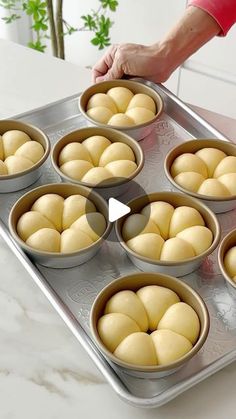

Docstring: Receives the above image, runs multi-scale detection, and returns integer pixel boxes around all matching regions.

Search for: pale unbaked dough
[114,332,157,366]
[26,228,61,252]
[197,178,231,197]
[2,130,31,157]
[195,148,226,177]
[60,228,93,253]
[158,302,200,344]
[82,136,111,166]
[107,87,134,113]
[126,233,164,260]
[151,329,192,365]
[87,106,114,124]
[224,246,236,278]
[104,290,149,332]
[99,142,135,166]
[5,156,34,174]
[169,206,205,238]
[213,156,236,178]
[160,237,195,261]
[59,142,92,166]
[171,153,208,178]
[0,130,45,176]
[141,201,174,240]
[81,167,112,184]
[174,171,205,193]
[122,213,160,241]
[17,211,56,241]
[137,285,180,331]
[177,225,213,255]
[18,192,106,254]
[218,173,236,195]
[87,93,117,114]
[105,160,137,178]
[15,141,44,164]
[60,160,94,181]
[108,113,135,127]
[98,313,140,352]
[127,93,156,113]
[126,107,155,125]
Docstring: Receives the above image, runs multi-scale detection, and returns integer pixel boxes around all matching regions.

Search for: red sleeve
[188,0,236,36]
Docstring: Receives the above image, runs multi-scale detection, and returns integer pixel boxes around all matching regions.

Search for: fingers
[92,45,118,83]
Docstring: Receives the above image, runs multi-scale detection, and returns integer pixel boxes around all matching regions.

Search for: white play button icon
[108,198,131,222]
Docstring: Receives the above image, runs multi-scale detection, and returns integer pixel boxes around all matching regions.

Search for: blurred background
[1,0,236,118]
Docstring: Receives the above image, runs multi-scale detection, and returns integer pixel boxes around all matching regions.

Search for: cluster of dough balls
[122,201,213,261]
[0,130,44,175]
[86,87,156,127]
[98,285,200,366]
[171,147,236,197]
[17,193,106,253]
[58,136,137,185]
[224,245,236,282]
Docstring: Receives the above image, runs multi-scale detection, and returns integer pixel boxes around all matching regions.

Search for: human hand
[92,42,171,84]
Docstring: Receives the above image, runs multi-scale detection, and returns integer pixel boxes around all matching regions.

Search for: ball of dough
[114,332,157,366]
[17,210,56,241]
[169,206,205,238]
[4,156,33,174]
[98,313,140,353]
[217,173,236,195]
[2,130,31,157]
[32,194,64,232]
[15,141,44,164]
[99,142,135,167]
[107,87,134,113]
[160,237,195,261]
[158,302,200,344]
[213,156,236,178]
[171,153,208,178]
[104,290,149,331]
[174,171,205,193]
[26,228,60,252]
[60,160,94,181]
[70,212,106,241]
[87,93,117,113]
[0,137,4,160]
[122,213,160,242]
[126,233,164,260]
[127,93,156,114]
[141,201,174,240]
[59,142,92,166]
[82,167,112,185]
[195,147,226,177]
[62,195,96,230]
[105,160,137,178]
[151,330,192,365]
[126,107,155,125]
[0,160,7,175]
[108,113,135,127]
[136,286,180,331]
[197,178,230,197]
[82,136,111,166]
[224,246,236,278]
[87,106,114,124]
[177,225,213,255]
[60,228,93,253]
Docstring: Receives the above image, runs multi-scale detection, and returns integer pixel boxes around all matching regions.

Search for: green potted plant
[0,0,119,59]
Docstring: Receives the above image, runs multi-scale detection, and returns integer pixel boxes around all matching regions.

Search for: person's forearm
[153,6,221,79]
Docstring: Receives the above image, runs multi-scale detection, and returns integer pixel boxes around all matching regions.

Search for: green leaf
[100,0,118,12]
[91,37,100,46]
[28,39,46,52]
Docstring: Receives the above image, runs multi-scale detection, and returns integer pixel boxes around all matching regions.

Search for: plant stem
[55,0,64,59]
[46,0,58,57]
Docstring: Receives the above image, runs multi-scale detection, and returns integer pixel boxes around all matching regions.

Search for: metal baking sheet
[1,81,236,408]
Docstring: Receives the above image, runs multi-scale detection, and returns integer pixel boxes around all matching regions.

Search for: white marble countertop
[0,39,236,419]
